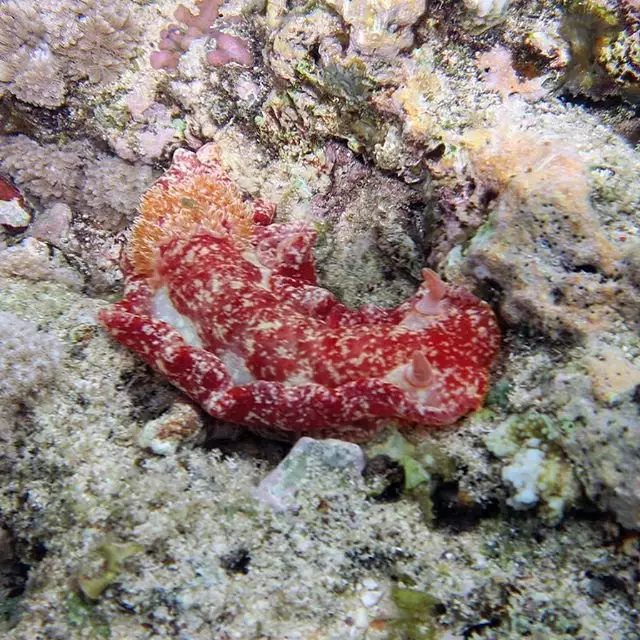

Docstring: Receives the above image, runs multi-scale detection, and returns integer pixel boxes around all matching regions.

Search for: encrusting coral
[150,0,253,70]
[485,411,581,525]
[476,45,547,100]
[0,310,61,405]
[0,308,63,479]
[0,237,82,288]
[99,144,500,441]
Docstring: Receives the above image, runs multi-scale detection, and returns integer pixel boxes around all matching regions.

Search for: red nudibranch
[99,144,500,441]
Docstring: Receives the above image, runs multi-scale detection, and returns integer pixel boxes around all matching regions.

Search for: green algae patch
[0,592,21,633]
[66,593,111,638]
[368,431,455,523]
[171,118,187,135]
[485,379,513,411]
[387,587,441,640]
[392,587,440,613]
[77,542,143,601]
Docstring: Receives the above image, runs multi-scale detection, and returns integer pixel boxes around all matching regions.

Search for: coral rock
[326,0,426,57]
[460,125,623,338]
[0,177,31,231]
[138,401,204,456]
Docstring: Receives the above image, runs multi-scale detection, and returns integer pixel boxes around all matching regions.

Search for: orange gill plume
[128,157,255,277]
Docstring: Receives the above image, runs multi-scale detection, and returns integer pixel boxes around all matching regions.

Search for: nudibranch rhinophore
[99,144,500,441]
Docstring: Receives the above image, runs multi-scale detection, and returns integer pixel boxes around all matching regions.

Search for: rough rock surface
[1,0,640,636]
[0,278,638,638]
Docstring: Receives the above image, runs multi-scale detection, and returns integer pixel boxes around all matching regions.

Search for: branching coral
[0,1,65,107]
[0,0,142,108]
[150,0,253,70]
[61,3,143,85]
[0,135,154,228]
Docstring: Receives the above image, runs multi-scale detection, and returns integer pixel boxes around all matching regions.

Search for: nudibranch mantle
[99,144,500,441]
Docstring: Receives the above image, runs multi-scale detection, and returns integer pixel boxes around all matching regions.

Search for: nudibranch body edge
[99,144,500,442]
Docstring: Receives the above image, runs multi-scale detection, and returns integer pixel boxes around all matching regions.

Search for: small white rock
[138,402,203,455]
[361,577,379,590]
[254,437,365,511]
[353,607,369,630]
[360,590,383,608]
[0,199,30,229]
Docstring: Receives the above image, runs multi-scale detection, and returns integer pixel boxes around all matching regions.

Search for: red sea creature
[99,145,500,441]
